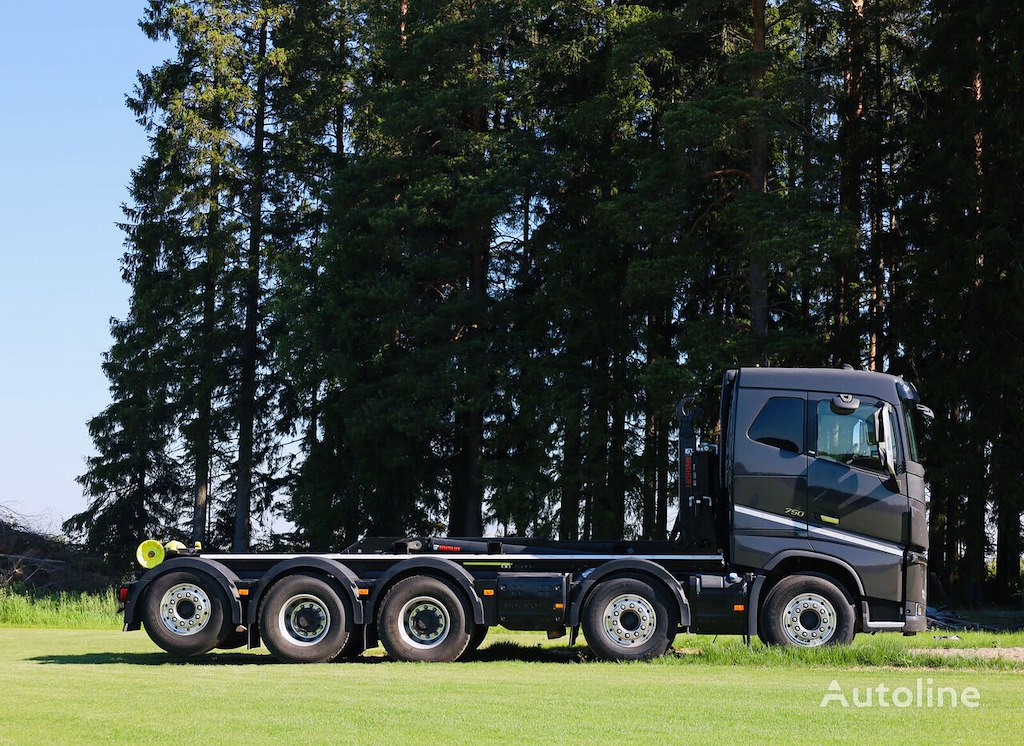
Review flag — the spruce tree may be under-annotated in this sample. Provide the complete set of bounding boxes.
[66,153,190,567]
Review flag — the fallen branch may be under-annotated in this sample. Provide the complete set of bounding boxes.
[0,553,66,565]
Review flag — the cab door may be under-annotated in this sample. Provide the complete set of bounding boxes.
[806,396,908,547]
[730,389,810,567]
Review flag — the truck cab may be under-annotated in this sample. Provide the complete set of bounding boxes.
[683,367,929,641]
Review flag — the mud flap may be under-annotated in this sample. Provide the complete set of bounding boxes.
[903,551,928,633]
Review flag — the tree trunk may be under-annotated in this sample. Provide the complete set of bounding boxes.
[190,434,210,545]
[867,6,885,372]
[656,414,669,541]
[191,153,221,546]
[233,20,267,552]
[836,0,866,367]
[642,401,656,540]
[749,0,769,362]
[994,443,1022,604]
[448,18,488,537]
[961,438,987,606]
[607,345,627,537]
[588,355,614,541]
[559,390,583,541]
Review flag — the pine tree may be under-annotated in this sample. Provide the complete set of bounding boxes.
[265,0,362,549]
[65,154,190,567]
[279,0,529,541]
[135,0,249,548]
[73,0,288,555]
[901,0,1024,604]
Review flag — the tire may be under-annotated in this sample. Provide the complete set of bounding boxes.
[759,574,856,647]
[259,575,351,663]
[377,575,473,662]
[141,570,232,657]
[581,575,678,661]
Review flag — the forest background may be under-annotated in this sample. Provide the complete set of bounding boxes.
[66,0,1024,606]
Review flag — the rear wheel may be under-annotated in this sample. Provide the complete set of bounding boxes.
[259,575,351,663]
[582,576,678,661]
[378,576,472,662]
[142,570,232,657]
[759,574,855,647]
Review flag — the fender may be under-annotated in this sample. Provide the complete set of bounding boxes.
[365,557,485,629]
[746,550,867,637]
[568,559,690,627]
[124,557,243,630]
[246,557,364,626]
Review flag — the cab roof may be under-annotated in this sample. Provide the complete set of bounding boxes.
[734,367,905,402]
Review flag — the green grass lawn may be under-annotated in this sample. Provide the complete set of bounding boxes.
[0,588,119,629]
[1,626,1021,744]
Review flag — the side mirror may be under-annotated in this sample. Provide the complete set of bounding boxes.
[874,404,898,480]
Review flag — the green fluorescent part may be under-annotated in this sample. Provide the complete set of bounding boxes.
[462,561,512,568]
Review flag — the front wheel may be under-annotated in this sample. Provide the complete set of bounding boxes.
[759,574,855,647]
[378,575,472,662]
[581,576,678,661]
[141,570,232,657]
[259,575,351,663]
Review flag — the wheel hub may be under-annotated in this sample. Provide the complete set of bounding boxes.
[279,594,331,645]
[603,594,657,647]
[399,596,450,649]
[159,584,212,637]
[782,592,837,646]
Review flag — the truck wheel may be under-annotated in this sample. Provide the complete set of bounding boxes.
[259,575,351,663]
[760,574,855,647]
[582,576,678,661]
[142,570,232,657]
[378,575,472,662]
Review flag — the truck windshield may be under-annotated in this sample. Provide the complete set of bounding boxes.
[901,402,921,463]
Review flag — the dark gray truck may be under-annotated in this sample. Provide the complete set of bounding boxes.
[119,366,929,662]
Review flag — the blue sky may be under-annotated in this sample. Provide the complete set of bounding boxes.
[0,3,170,531]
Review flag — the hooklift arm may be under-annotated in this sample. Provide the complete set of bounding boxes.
[670,397,702,543]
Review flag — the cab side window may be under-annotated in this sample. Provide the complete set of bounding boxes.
[748,397,804,453]
[815,400,883,471]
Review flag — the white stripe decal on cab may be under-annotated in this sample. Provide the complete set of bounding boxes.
[734,504,904,557]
